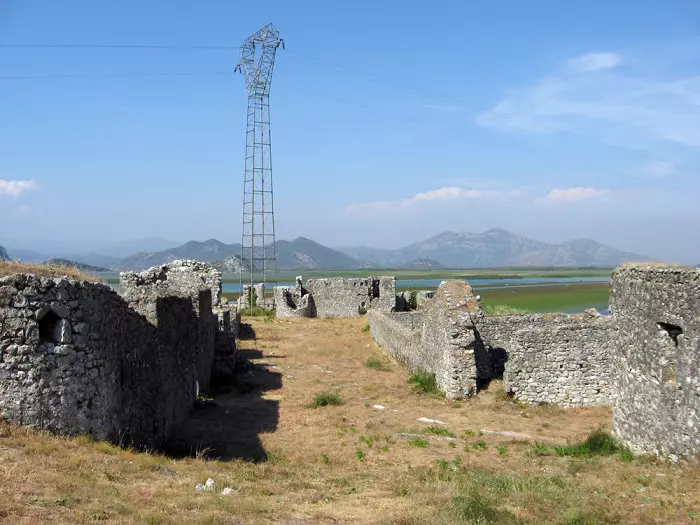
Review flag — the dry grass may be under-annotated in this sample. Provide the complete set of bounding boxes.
[0,260,105,282]
[0,317,698,524]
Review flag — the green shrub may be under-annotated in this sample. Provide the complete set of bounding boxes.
[240,306,274,318]
[423,426,456,438]
[408,438,427,448]
[309,392,344,408]
[362,324,370,332]
[408,371,439,395]
[555,428,627,458]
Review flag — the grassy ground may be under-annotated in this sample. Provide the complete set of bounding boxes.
[478,283,610,313]
[222,283,611,314]
[219,268,613,283]
[0,260,105,282]
[1,317,698,524]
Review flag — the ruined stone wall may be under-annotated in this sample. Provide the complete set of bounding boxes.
[476,313,616,407]
[119,260,221,394]
[0,275,199,449]
[305,277,396,318]
[611,264,700,459]
[368,311,423,370]
[421,281,483,399]
[274,286,316,318]
[369,281,482,399]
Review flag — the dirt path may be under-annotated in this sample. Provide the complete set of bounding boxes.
[3,316,698,525]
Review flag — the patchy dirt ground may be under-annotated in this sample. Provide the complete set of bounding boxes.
[1,317,698,524]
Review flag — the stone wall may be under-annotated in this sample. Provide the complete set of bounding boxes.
[274,278,316,318]
[369,281,483,399]
[369,280,615,405]
[120,260,221,394]
[0,275,199,449]
[476,312,616,407]
[0,260,239,450]
[368,311,423,370]
[305,276,396,318]
[610,264,700,459]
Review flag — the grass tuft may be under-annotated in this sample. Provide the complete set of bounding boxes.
[423,426,456,438]
[530,428,633,461]
[239,306,275,318]
[364,357,389,371]
[408,370,439,395]
[408,438,427,448]
[308,392,345,408]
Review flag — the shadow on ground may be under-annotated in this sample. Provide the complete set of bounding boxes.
[166,336,282,461]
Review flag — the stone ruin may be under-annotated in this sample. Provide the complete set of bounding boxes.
[368,264,700,460]
[2,259,698,460]
[0,260,239,449]
[275,276,396,318]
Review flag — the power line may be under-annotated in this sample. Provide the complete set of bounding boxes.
[0,71,234,81]
[0,44,236,49]
[2,42,698,177]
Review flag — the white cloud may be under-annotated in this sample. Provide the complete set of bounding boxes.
[546,187,607,203]
[567,52,622,72]
[476,51,700,149]
[0,179,39,197]
[643,161,674,178]
[348,186,495,212]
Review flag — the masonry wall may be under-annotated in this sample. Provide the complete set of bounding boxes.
[306,277,396,318]
[611,264,700,459]
[120,260,221,394]
[369,281,482,399]
[476,313,616,407]
[0,275,199,449]
[274,286,316,318]
[368,311,423,370]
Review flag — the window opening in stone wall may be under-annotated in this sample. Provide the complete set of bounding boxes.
[371,279,380,298]
[39,311,63,344]
[657,322,683,346]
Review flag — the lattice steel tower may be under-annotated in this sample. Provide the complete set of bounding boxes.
[236,24,283,305]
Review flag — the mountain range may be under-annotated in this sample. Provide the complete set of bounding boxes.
[1,229,652,271]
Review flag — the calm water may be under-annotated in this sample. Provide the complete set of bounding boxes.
[108,277,610,313]
[217,276,609,294]
[109,276,609,293]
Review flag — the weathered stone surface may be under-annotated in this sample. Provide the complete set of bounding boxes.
[120,260,221,394]
[0,260,238,449]
[610,264,700,459]
[370,280,482,399]
[304,276,396,318]
[476,313,615,407]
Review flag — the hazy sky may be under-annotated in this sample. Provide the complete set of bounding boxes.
[1,1,699,263]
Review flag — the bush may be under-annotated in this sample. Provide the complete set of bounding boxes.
[240,306,274,318]
[530,428,633,460]
[554,428,625,458]
[408,438,427,448]
[408,371,439,395]
[423,426,455,438]
[309,392,344,408]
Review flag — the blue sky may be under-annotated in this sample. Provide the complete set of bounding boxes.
[1,0,699,262]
